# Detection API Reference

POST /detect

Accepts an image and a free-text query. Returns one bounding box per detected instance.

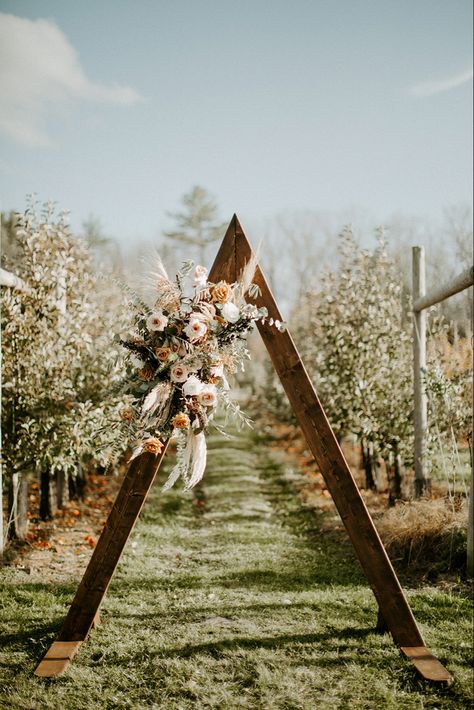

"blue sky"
[0,1,472,246]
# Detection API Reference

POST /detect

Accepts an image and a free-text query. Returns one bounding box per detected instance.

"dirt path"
[1,428,472,709]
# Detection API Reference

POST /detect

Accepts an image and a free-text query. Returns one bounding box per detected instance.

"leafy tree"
[164,186,225,265]
[293,228,414,503]
[1,201,129,529]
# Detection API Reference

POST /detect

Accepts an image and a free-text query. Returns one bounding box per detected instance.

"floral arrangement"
[120,258,283,491]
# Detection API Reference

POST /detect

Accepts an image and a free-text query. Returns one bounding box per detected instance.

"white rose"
[146,311,168,332]
[198,385,218,408]
[183,375,204,396]
[184,315,208,342]
[193,265,208,287]
[170,364,189,383]
[221,301,240,323]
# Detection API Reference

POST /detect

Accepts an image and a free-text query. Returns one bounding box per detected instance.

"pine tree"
[164,186,225,265]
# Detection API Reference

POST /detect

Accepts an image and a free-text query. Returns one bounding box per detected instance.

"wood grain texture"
[401,647,453,684]
[34,641,82,677]
[35,445,168,675]
[57,444,169,642]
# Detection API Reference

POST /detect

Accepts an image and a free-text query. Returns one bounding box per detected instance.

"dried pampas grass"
[133,249,181,310]
[236,241,262,300]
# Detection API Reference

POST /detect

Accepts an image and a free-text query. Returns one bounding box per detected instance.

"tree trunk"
[56,470,69,509]
[385,445,405,507]
[39,469,56,520]
[68,462,86,501]
[7,472,29,539]
[361,440,377,491]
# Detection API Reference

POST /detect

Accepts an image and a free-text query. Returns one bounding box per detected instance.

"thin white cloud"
[0,13,144,146]
[410,67,473,98]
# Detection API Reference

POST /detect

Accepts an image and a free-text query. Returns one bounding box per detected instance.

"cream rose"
[146,311,168,332]
[155,346,171,362]
[170,363,189,383]
[198,385,218,408]
[184,315,208,343]
[120,406,135,422]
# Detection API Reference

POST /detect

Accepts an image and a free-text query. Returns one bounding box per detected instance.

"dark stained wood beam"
[34,444,169,677]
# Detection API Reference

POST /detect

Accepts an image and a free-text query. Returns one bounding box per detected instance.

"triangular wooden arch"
[34,216,452,683]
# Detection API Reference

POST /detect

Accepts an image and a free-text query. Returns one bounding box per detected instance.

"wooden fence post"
[412,247,430,497]
[468,472,473,578]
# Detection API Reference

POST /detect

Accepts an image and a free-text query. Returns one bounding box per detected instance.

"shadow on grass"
[155,627,378,661]
[0,619,62,651]
[0,580,77,665]
[109,561,363,593]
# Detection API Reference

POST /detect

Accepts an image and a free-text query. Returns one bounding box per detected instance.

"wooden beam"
[412,247,429,497]
[413,265,473,312]
[210,216,452,682]
[0,267,29,292]
[34,443,168,676]
[401,647,453,685]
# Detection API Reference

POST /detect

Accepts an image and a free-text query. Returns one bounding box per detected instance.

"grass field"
[0,428,472,709]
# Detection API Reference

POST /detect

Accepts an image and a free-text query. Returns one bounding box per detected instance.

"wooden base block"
[401,646,453,684]
[34,641,82,678]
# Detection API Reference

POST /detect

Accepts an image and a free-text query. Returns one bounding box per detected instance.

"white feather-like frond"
[185,432,207,489]
[161,464,182,491]
[237,240,261,299]
[162,430,207,491]
[141,381,172,416]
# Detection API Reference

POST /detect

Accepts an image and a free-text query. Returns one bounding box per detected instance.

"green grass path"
[1,429,472,709]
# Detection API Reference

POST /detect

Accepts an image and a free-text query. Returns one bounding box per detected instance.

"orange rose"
[138,365,155,381]
[172,412,191,429]
[143,437,164,455]
[211,281,232,303]
[155,346,171,362]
